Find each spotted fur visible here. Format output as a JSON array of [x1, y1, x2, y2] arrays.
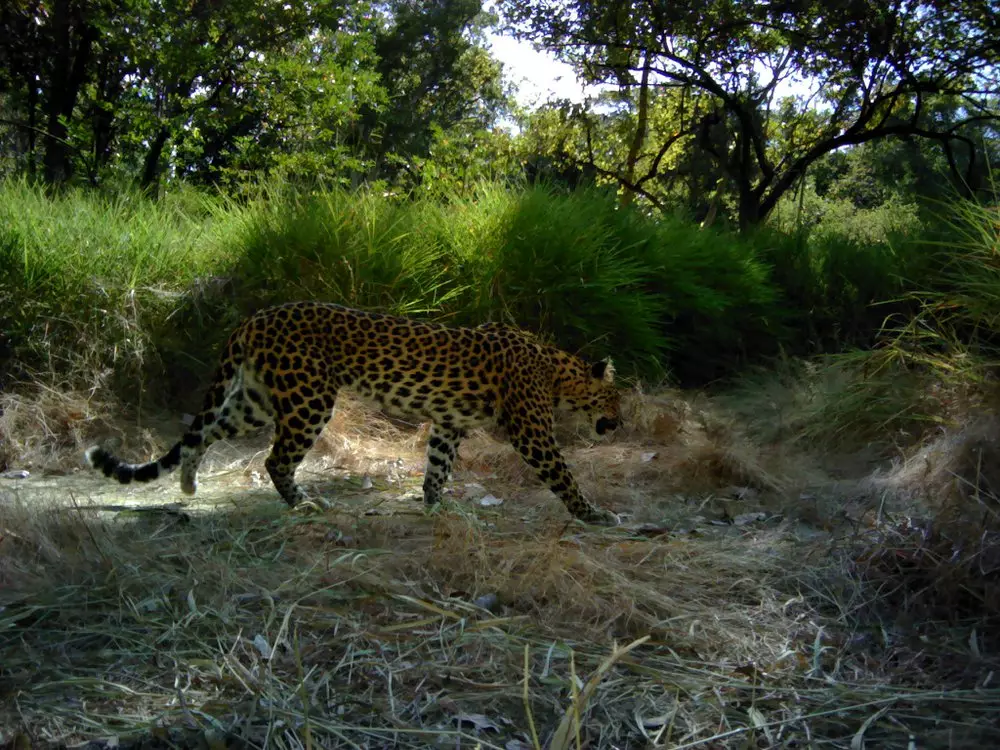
[[85, 301, 621, 523]]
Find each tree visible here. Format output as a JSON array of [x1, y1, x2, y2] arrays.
[[0, 0, 101, 182], [179, 6, 386, 188], [0, 0, 373, 188], [0, 0, 510, 191], [117, 0, 371, 191], [501, 0, 1000, 229], [356, 0, 513, 189], [517, 87, 726, 219]]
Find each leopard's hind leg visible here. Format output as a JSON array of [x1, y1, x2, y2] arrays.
[[179, 366, 273, 495]]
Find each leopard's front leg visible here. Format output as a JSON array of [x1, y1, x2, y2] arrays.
[[506, 414, 618, 526]]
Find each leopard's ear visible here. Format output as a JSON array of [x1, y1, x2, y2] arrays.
[[590, 358, 615, 384]]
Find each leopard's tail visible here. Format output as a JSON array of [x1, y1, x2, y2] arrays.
[[84, 328, 251, 495], [85, 441, 184, 486]]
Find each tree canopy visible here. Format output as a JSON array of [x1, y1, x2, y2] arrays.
[[0, 0, 512, 191], [501, 0, 1000, 226], [0, 0, 997, 224]]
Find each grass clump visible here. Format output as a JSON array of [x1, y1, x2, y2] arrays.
[[451, 185, 672, 376], [1, 179, 796, 402], [0, 179, 219, 397], [641, 217, 782, 383], [752, 228, 924, 355], [5, 174, 989, 407], [720, 353, 945, 457]]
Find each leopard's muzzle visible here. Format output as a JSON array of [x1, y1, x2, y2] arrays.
[[595, 416, 620, 435]]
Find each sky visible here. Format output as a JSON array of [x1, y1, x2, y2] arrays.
[[485, 32, 601, 108], [484, 29, 818, 111]]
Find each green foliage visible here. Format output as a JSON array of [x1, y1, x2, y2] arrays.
[[754, 174, 940, 354], [726, 179, 1000, 455], [211, 187, 468, 316], [11, 176, 994, 403], [0, 178, 216, 392], [359, 0, 514, 189], [635, 215, 783, 382], [752, 230, 918, 354], [884, 187, 1000, 373], [446, 185, 672, 375], [769, 183, 923, 247], [0, 179, 806, 401], [0, 0, 512, 193], [501, 0, 999, 228], [414, 124, 520, 196], [210, 16, 387, 189]]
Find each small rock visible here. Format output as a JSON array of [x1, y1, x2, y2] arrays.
[[1, 469, 29, 480], [479, 494, 503, 507], [251, 634, 273, 659], [473, 593, 500, 612], [732, 511, 768, 526], [640, 451, 658, 463], [360, 475, 373, 490], [463, 482, 487, 498]]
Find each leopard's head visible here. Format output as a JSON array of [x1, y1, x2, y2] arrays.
[[554, 354, 621, 437]]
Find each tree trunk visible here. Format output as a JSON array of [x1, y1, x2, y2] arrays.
[[41, 0, 95, 183], [141, 126, 170, 193], [91, 52, 124, 180], [26, 75, 38, 179], [42, 0, 73, 182], [737, 188, 761, 232], [620, 53, 651, 209]]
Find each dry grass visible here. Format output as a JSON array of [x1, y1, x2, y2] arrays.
[[861, 413, 1000, 525], [0, 387, 160, 475], [2, 387, 1000, 748]]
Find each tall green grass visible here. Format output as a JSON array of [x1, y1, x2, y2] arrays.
[[726, 186, 1000, 455], [0, 177, 943, 406], [0, 180, 218, 395], [913, 194, 1000, 362], [449, 186, 670, 376]]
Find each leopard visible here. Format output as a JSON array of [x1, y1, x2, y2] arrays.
[[85, 301, 622, 524]]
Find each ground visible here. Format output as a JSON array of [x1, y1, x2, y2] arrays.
[[1, 390, 998, 749]]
